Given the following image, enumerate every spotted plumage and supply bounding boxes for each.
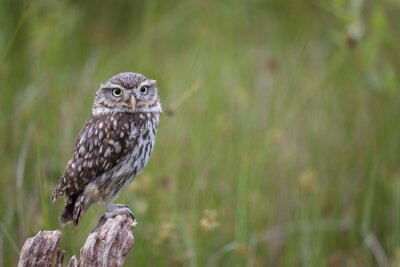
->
[52,72,161,227]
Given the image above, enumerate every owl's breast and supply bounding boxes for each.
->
[112,113,159,195]
[94,112,159,202]
[128,113,159,172]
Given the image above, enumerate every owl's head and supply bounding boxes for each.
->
[92,72,162,115]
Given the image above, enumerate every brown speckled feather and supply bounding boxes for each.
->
[52,113,136,199]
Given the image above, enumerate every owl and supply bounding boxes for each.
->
[51,72,161,227]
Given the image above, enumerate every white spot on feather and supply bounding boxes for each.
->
[79,146,85,155]
[114,142,121,153]
[104,147,112,158]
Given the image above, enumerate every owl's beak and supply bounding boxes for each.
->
[130,96,137,111]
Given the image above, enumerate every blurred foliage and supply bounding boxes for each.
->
[0,0,400,266]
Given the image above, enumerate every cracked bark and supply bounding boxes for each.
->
[18,214,136,267]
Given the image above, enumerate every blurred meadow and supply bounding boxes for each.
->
[1,0,400,266]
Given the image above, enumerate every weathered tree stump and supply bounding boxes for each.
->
[18,214,136,267]
[18,231,63,267]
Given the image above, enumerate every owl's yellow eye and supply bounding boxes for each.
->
[112,88,123,97]
[139,85,148,95]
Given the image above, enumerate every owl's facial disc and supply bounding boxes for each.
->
[133,80,158,110]
[92,73,161,115]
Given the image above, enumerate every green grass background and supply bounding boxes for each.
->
[1,0,400,266]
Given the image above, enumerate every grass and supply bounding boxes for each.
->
[0,0,400,266]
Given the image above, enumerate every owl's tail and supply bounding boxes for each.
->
[60,204,74,226]
[60,194,78,226]
[59,194,89,227]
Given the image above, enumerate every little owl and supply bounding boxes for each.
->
[51,72,161,227]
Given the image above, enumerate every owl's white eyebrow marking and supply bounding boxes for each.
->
[139,80,156,88]
[100,83,126,90]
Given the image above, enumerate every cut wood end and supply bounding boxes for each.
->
[18,214,136,267]
[18,230,62,267]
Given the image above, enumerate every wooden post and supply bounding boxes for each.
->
[18,214,136,267]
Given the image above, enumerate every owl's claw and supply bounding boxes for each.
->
[94,204,135,232]
[105,204,135,221]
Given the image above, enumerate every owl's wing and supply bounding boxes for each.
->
[52,114,136,201]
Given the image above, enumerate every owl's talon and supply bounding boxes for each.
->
[105,204,135,222]
[112,203,130,210]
